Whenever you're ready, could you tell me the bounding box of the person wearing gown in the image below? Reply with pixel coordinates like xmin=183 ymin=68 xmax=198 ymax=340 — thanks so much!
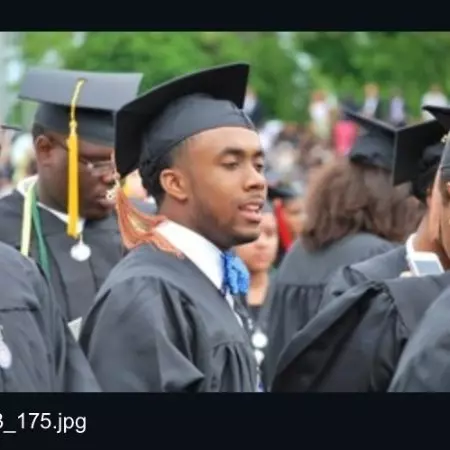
xmin=79 ymin=63 xmax=265 ymax=392
xmin=322 ymin=116 xmax=447 ymax=306
xmin=0 ymin=239 xmax=99 ymax=392
xmin=388 ymin=106 xmax=450 ymax=392
xmin=0 ymin=68 xmax=143 ymax=328
xmin=270 ymin=107 xmax=450 ymax=392
xmin=263 ymin=110 xmax=421 ymax=386
xmin=234 ymin=196 xmax=278 ymax=380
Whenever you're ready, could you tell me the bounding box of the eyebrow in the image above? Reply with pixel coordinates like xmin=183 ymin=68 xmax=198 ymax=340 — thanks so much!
xmin=220 ymin=147 xmax=265 ymax=158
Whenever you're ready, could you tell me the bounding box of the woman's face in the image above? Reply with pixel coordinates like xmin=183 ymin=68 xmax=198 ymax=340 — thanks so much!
xmin=235 ymin=212 xmax=279 ymax=274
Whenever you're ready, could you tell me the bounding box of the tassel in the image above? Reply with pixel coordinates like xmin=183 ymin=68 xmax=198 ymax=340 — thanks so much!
xmin=115 ymin=185 xmax=183 ymax=258
xmin=66 ymin=79 xmax=86 ymax=239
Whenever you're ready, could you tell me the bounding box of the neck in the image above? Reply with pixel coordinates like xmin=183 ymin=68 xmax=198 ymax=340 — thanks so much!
xmin=36 ymin=179 xmax=64 ymax=212
xmin=161 ymin=206 xmax=230 ymax=252
xmin=248 ymin=271 xmax=269 ymax=306
xmin=414 ymin=215 xmax=450 ymax=270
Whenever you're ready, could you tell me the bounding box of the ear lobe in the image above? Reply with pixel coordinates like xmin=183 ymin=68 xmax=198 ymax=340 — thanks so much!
xmin=159 ymin=168 xmax=188 ymax=202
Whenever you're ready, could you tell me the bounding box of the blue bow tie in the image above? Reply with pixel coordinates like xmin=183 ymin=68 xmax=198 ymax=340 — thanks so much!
xmin=221 ymin=251 xmax=250 ymax=296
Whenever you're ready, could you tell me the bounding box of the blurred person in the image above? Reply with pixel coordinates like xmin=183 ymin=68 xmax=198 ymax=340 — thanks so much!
xmin=388 ymin=87 xmax=407 ymax=127
xmin=235 ymin=197 xmax=278 ymax=374
xmin=263 ymin=111 xmax=421 ymax=386
xmin=309 ymin=90 xmax=332 ymax=140
xmin=421 ymin=84 xmax=448 ymax=121
xmin=243 ymin=85 xmax=266 ymax=129
xmin=324 ymin=116 xmax=446 ymax=305
xmin=80 ymin=63 xmax=265 ymax=392
xmin=0 ymin=68 xmax=143 ymax=328
xmin=361 ymin=82 xmax=384 ymax=120
xmin=270 ymin=108 xmax=450 ymax=393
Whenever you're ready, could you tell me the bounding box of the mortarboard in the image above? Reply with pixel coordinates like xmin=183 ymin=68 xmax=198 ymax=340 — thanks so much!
xmin=18 ymin=68 xmax=143 ymax=240
xmin=392 ymin=118 xmax=445 ymax=201
xmin=114 ymin=62 xmax=254 ymax=179
xmin=422 ymin=105 xmax=450 ymax=170
xmin=344 ymin=109 xmax=397 ymax=171
xmin=267 ymin=184 xmax=298 ymax=201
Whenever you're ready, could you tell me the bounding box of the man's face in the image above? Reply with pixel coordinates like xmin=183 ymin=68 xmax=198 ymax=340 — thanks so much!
xmin=36 ymin=132 xmax=117 ymax=220
xmin=179 ymin=126 xmax=267 ymax=248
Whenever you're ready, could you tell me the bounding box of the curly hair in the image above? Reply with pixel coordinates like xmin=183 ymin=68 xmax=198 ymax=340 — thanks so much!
xmin=301 ymin=157 xmax=423 ymax=252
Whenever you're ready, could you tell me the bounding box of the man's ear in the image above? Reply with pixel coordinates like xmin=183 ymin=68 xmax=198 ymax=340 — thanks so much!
xmin=159 ymin=168 xmax=189 ymax=202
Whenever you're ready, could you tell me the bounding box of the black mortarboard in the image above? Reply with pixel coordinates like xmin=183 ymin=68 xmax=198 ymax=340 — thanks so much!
xmin=422 ymin=105 xmax=450 ymax=171
xmin=344 ymin=109 xmax=397 ymax=171
xmin=19 ymin=67 xmax=143 ymax=146
xmin=114 ymin=63 xmax=254 ymax=178
xmin=18 ymin=68 xmax=143 ymax=239
xmin=267 ymin=184 xmax=298 ymax=201
xmin=392 ymin=118 xmax=445 ymax=201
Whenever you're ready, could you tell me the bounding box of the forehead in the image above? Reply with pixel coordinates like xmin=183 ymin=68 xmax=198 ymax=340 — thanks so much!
xmin=79 ymin=139 xmax=113 ymax=158
xmin=192 ymin=126 xmax=261 ymax=152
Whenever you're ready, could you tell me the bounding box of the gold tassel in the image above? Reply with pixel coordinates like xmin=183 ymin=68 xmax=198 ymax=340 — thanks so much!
xmin=66 ymin=79 xmax=86 ymax=239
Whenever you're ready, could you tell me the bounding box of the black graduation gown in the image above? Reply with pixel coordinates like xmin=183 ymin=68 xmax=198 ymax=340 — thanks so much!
xmin=388 ymin=286 xmax=450 ymax=392
xmin=263 ymin=232 xmax=394 ymax=386
xmin=79 ymin=244 xmax=258 ymax=392
xmin=0 ymin=242 xmax=100 ymax=392
xmin=0 ymin=190 xmax=126 ymax=322
xmin=271 ymin=272 xmax=450 ymax=392
xmin=320 ymin=245 xmax=407 ymax=309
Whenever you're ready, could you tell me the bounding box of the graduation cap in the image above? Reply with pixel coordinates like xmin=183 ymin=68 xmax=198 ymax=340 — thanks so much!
xmin=18 ymin=67 xmax=143 ymax=239
xmin=267 ymin=184 xmax=298 ymax=201
xmin=392 ymin=118 xmax=445 ymax=201
xmin=114 ymin=62 xmax=254 ymax=179
xmin=422 ymin=105 xmax=450 ymax=170
xmin=344 ymin=109 xmax=397 ymax=171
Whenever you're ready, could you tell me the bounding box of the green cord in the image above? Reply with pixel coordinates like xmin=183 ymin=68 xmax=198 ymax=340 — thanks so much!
xmin=31 ymin=186 xmax=50 ymax=278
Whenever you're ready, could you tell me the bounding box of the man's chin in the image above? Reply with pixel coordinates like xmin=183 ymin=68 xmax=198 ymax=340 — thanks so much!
xmin=231 ymin=226 xmax=261 ymax=246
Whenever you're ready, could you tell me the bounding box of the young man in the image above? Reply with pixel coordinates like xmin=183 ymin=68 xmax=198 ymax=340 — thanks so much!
xmin=80 ymin=63 xmax=267 ymax=392
xmin=0 ymin=68 xmax=143 ymax=327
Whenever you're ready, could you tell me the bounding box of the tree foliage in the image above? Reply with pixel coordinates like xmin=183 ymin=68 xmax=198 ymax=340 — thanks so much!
xmin=16 ymin=31 xmax=450 ymax=123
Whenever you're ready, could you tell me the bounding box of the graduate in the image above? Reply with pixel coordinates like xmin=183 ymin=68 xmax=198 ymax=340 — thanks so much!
xmin=270 ymin=108 xmax=450 ymax=392
xmin=79 ymin=63 xmax=266 ymax=392
xmin=387 ymin=106 xmax=450 ymax=392
xmin=263 ymin=110 xmax=420 ymax=387
xmin=234 ymin=191 xmax=278 ymax=373
xmin=322 ymin=116 xmax=447 ymax=305
xmin=0 ymin=68 xmax=143 ymax=326
xmin=0 ymin=238 xmax=99 ymax=392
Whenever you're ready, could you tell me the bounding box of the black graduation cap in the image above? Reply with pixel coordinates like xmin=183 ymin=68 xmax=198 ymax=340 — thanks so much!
xmin=344 ymin=109 xmax=397 ymax=171
xmin=392 ymin=119 xmax=445 ymax=197
xmin=17 ymin=67 xmax=143 ymax=239
xmin=114 ymin=63 xmax=254 ymax=178
xmin=18 ymin=67 xmax=144 ymax=146
xmin=422 ymin=105 xmax=450 ymax=170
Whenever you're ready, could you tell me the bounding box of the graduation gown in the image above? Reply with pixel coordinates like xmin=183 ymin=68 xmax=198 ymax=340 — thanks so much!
xmin=79 ymin=244 xmax=258 ymax=392
xmin=0 ymin=190 xmax=126 ymax=322
xmin=271 ymin=271 xmax=450 ymax=392
xmin=321 ymin=245 xmax=407 ymax=309
xmin=0 ymin=242 xmax=100 ymax=392
xmin=263 ymin=232 xmax=394 ymax=386
xmin=388 ymin=286 xmax=450 ymax=392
